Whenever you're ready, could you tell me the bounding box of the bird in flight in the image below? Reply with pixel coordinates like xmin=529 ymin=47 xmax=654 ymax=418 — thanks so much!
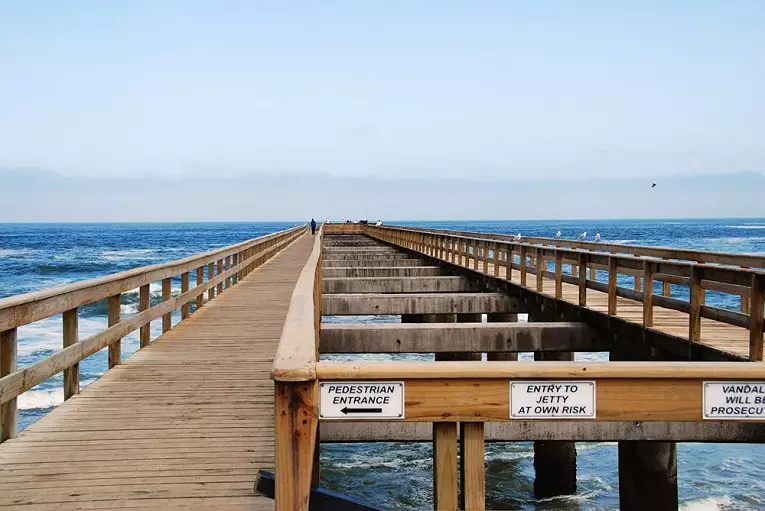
xmin=651 ymin=183 xmax=657 ymax=188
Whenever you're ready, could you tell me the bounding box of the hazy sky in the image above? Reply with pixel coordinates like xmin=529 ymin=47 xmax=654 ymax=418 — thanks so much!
xmin=1 ymin=1 xmax=763 ymax=181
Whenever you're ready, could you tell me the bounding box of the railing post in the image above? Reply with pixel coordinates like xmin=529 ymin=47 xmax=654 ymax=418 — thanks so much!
xmin=634 ymin=273 xmax=642 ymax=292
xmin=749 ymin=273 xmax=764 ymax=361
xmin=181 ymin=272 xmax=190 ymax=319
xmin=608 ymin=257 xmax=618 ymax=315
xmin=493 ymin=242 xmax=499 ymax=277
xmin=1 ymin=327 xmax=18 ymax=442
xmin=63 ymin=308 xmax=79 ymax=400
xmin=232 ymin=253 xmax=238 ymax=284
xmin=689 ymin=266 xmax=702 ymax=345
xmin=459 ymin=422 xmax=485 ymax=510
xmin=208 ymin=262 xmax=216 ymax=300
xmin=520 ymin=245 xmax=527 ymax=286
xmin=472 ymin=240 xmax=478 ymax=271
xmin=663 ymin=258 xmax=671 ymax=296
xmin=536 ymin=247 xmax=544 ymax=292
xmin=578 ymin=253 xmax=587 ymax=306
xmin=643 ymin=261 xmax=655 ymax=327
xmin=433 ymin=422 xmax=458 ymax=510
xmin=462 ymin=239 xmax=468 ymax=266
xmin=162 ymin=278 xmax=172 ymax=333
xmin=274 ymin=381 xmax=319 ymax=511
xmin=217 ymin=259 xmax=224 ymax=295
xmin=506 ymin=244 xmax=513 ymax=281
xmin=225 ymin=255 xmax=232 ymax=288
xmin=555 ymin=251 xmax=563 ymax=298
xmin=108 ymin=294 xmax=121 ymax=368
xmin=196 ymin=268 xmax=205 ymax=310
xmin=140 ymin=284 xmax=151 ymax=347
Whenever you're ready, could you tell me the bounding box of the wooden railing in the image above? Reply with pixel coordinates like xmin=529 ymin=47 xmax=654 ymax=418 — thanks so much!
xmin=0 ymin=224 xmax=306 ymax=443
xmin=271 ymin=225 xmax=323 ymax=511
xmin=365 ymin=225 xmax=765 ymax=361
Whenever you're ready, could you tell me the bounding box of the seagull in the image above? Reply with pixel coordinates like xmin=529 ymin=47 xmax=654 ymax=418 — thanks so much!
xmin=651 ymin=183 xmax=657 ymax=188
xmin=555 ymin=230 xmax=562 ymax=238
xmin=512 ymin=233 xmax=522 ymax=241
xmin=594 ymin=233 xmax=601 ymax=242
xmin=576 ymin=231 xmax=587 ymax=241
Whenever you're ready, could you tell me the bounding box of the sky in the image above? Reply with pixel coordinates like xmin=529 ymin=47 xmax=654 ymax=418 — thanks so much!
xmin=0 ymin=1 xmax=764 ymax=220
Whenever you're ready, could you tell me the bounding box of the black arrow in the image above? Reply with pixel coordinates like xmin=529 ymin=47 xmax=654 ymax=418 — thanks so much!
xmin=341 ymin=407 xmax=382 ymax=414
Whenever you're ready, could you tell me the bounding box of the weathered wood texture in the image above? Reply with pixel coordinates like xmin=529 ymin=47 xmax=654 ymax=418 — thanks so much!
xmin=0 ymin=234 xmax=314 ymax=509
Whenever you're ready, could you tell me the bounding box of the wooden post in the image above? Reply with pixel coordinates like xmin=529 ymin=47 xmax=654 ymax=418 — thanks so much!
xmin=208 ymin=262 xmax=215 ymax=301
xmin=663 ymin=258 xmax=671 ymax=296
xmin=459 ymin=422 xmax=485 ymax=510
xmin=463 ymin=240 xmax=468 ymax=267
xmin=217 ymin=259 xmax=224 ymax=295
xmin=63 ymin=308 xmax=79 ymax=400
xmin=608 ymin=256 xmax=618 ymax=315
xmin=0 ymin=328 xmax=18 ymax=442
xmin=536 ymin=248 xmax=544 ymax=292
xmin=749 ymin=273 xmax=765 ymax=361
xmin=162 ymin=278 xmax=172 ymax=333
xmin=643 ymin=261 xmax=655 ymax=327
xmin=225 ymin=255 xmax=232 ymax=288
xmin=520 ymin=246 xmax=528 ymax=286
xmin=493 ymin=242 xmax=499 ymax=278
xmin=181 ymin=272 xmax=190 ymax=320
xmin=196 ymin=267 xmax=205 ymax=310
xmin=689 ymin=266 xmax=702 ymax=344
xmin=139 ymin=284 xmax=150 ymax=348
xmin=578 ymin=253 xmax=587 ymax=306
xmin=472 ymin=240 xmax=478 ymax=271
xmin=506 ymin=244 xmax=513 ymax=281
xmin=634 ymin=274 xmax=642 ymax=292
xmin=482 ymin=241 xmax=489 ymax=274
xmin=274 ymin=381 xmax=319 ymax=511
xmin=555 ymin=251 xmax=563 ymax=298
xmin=433 ymin=422 xmax=458 ymax=511
xmin=108 ymin=294 xmax=121 ymax=368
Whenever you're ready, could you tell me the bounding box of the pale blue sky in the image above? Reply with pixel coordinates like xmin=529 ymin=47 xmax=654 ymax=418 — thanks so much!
xmin=1 ymin=1 xmax=763 ymax=181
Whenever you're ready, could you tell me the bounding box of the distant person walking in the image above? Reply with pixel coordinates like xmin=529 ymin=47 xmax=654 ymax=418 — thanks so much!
xmin=310 ymin=218 xmax=317 ymax=235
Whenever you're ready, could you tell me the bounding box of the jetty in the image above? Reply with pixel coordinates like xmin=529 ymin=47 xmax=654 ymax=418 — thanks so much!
xmin=1 ymin=223 xmax=764 ymax=510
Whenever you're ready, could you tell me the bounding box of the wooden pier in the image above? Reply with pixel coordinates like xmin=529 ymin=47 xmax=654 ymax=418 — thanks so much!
xmin=1 ymin=222 xmax=764 ymax=510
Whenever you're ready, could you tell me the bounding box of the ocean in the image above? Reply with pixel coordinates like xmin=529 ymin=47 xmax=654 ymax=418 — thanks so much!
xmin=2 ymin=219 xmax=765 ymax=510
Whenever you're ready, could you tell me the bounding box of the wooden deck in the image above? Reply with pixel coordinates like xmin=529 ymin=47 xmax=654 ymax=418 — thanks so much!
xmin=0 ymin=234 xmax=315 ymax=509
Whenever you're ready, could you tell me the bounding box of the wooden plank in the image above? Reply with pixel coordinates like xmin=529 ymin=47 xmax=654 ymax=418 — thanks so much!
xmin=108 ymin=295 xmax=121 ymax=369
xmin=0 ymin=328 xmax=16 ymax=442
xmin=181 ymin=272 xmax=190 ymax=319
xmin=139 ymin=284 xmax=150 ymax=348
xmin=750 ymin=273 xmax=765 ymax=361
xmin=162 ymin=278 xmax=172 ymax=334
xmin=459 ymin=422 xmax=485 ymax=510
xmin=63 ymin=308 xmax=79 ymax=400
xmin=433 ymin=422 xmax=458 ymax=511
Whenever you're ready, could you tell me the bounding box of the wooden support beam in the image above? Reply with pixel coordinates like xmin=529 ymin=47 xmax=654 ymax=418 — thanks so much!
xmin=323 ymin=267 xmax=442 ymax=278
xmin=459 ymin=422 xmax=485 ymax=510
xmin=107 ymin=294 xmax=121 ymax=369
xmin=323 ymin=259 xmax=424 ymax=268
xmin=274 ymin=381 xmax=319 ymax=511
xmin=689 ymin=266 xmax=702 ymax=345
xmin=482 ymin=241 xmax=489 ymax=274
xmin=319 ymin=322 xmax=603 ymax=353
xmin=536 ymin=248 xmax=544 ymax=292
xmin=63 ymin=308 xmax=79 ymax=400
xmin=322 ymin=293 xmax=519 ymax=316
xmin=472 ymin=240 xmax=478 ymax=271
xmin=608 ymin=257 xmax=618 ymax=316
xmin=643 ymin=262 xmax=655 ymax=328
xmin=162 ymin=278 xmax=172 ymax=334
xmin=520 ymin=245 xmax=527 ymax=286
xmin=506 ymin=244 xmax=513 ymax=281
xmin=181 ymin=272 xmax=190 ymax=319
xmin=196 ymin=267 xmax=204 ymax=310
xmin=433 ymin=422 xmax=458 ymax=511
xmin=322 ymin=276 xmax=471 ymax=294
xmin=555 ymin=251 xmax=563 ymax=298
xmin=207 ymin=262 xmax=215 ymax=300
xmin=0 ymin=328 xmax=17 ymax=442
xmin=216 ymin=258 xmax=224 ymax=295
xmin=493 ymin=242 xmax=499 ymax=278
xmin=139 ymin=284 xmax=150 ymax=348
xmin=750 ymin=273 xmax=765 ymax=361
xmin=578 ymin=253 xmax=587 ymax=306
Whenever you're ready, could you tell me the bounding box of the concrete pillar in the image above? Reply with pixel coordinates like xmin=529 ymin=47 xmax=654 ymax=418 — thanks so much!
xmin=487 ymin=313 xmax=518 ymax=362
xmin=611 ymin=349 xmax=678 ymax=510
xmin=533 ymin=351 xmax=577 ymax=498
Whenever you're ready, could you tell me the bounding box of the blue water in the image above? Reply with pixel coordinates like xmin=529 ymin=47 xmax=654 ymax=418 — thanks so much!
xmin=2 ymin=219 xmax=765 ymax=510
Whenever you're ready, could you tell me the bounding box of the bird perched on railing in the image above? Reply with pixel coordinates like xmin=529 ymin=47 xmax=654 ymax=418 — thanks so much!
xmin=577 ymin=232 xmax=587 ymax=241
xmin=594 ymin=233 xmax=601 ymax=242
xmin=556 ymin=230 xmax=562 ymax=238
xmin=512 ymin=233 xmax=522 ymax=241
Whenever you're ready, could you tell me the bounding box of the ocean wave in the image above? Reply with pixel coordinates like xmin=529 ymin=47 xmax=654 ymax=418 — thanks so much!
xmin=17 ymin=388 xmax=62 ymax=410
xmin=0 ymin=248 xmax=36 ymax=257
xmin=36 ymin=261 xmax=115 ymax=274
xmin=679 ymin=495 xmax=734 ymax=510
xmin=729 ymin=225 xmax=765 ymax=229
xmin=100 ymin=248 xmax=157 ymax=261
xmin=17 ymin=317 xmax=106 ymax=357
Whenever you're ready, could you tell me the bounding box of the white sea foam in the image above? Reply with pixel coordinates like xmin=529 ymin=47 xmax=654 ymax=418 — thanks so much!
xmin=729 ymin=225 xmax=765 ymax=229
xmin=100 ymin=249 xmax=156 ymax=261
xmin=0 ymin=248 xmax=35 ymax=257
xmin=17 ymin=317 xmax=106 ymax=357
xmin=679 ymin=495 xmax=734 ymax=510
xmin=18 ymin=388 xmax=63 ymax=410
xmin=611 ymin=239 xmax=638 ymax=244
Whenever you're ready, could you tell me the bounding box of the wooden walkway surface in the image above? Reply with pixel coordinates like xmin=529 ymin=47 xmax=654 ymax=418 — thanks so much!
xmin=0 ymin=234 xmax=315 ymax=509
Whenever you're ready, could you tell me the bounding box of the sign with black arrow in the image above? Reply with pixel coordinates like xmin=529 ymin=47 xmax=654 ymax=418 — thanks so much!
xmin=320 ymin=381 xmax=405 ymax=420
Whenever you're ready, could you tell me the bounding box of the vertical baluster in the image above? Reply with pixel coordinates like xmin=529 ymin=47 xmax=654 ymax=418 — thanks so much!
xmin=608 ymin=257 xmax=618 ymax=315
xmin=196 ymin=267 xmax=205 ymax=310
xmin=536 ymin=247 xmax=544 ymax=292
xmin=217 ymin=259 xmax=224 ymax=295
xmin=208 ymin=262 xmax=215 ymax=300
xmin=162 ymin=278 xmax=172 ymax=333
xmin=139 ymin=284 xmax=150 ymax=347
xmin=634 ymin=273 xmax=642 ymax=292
xmin=506 ymin=244 xmax=513 ymax=281
xmin=493 ymin=242 xmax=499 ymax=278
xmin=225 ymin=255 xmax=232 ymax=288
xmin=749 ymin=273 xmax=764 ymax=361
xmin=460 ymin=422 xmax=485 ymax=510
xmin=663 ymin=258 xmax=671 ymax=296
xmin=520 ymin=246 xmax=527 ymax=286
xmin=63 ymin=308 xmax=79 ymax=399
xmin=643 ymin=261 xmax=655 ymax=327
xmin=1 ymin=328 xmax=18 ymax=442
xmin=578 ymin=253 xmax=587 ymax=306
xmin=689 ymin=266 xmax=702 ymax=346
xmin=181 ymin=272 xmax=190 ymax=319
xmin=555 ymin=251 xmax=563 ymax=298
xmin=108 ymin=294 xmax=121 ymax=368
xmin=482 ymin=241 xmax=489 ymax=274
xmin=232 ymin=253 xmax=239 ymax=284
xmin=433 ymin=422 xmax=458 ymax=511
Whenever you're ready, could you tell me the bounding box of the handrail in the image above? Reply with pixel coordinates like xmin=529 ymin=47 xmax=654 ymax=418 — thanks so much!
xmin=363 ymin=225 xmax=765 ymax=361
xmin=385 ymin=224 xmax=765 ymax=269
xmin=0 ymin=224 xmax=306 ymax=442
xmin=272 ymin=225 xmax=323 ymax=381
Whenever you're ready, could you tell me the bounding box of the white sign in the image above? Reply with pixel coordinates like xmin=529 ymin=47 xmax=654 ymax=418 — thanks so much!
xmin=320 ymin=381 xmax=405 ymax=420
xmin=510 ymin=381 xmax=596 ymax=419
xmin=703 ymin=381 xmax=765 ymax=420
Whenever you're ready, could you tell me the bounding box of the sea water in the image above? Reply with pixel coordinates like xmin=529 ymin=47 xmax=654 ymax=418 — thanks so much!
xmin=2 ymin=219 xmax=764 ymax=510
